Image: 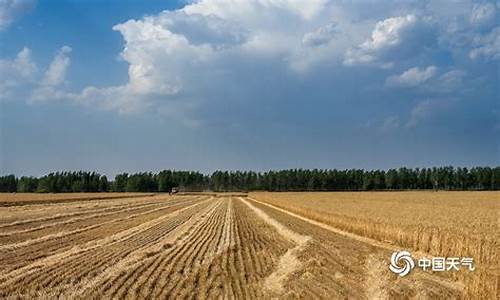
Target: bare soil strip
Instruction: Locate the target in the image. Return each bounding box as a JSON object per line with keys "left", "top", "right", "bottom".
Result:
{"left": 248, "top": 197, "right": 398, "bottom": 251}
{"left": 239, "top": 197, "right": 311, "bottom": 295}
{"left": 248, "top": 197, "right": 465, "bottom": 295}
{"left": 364, "top": 254, "right": 390, "bottom": 299}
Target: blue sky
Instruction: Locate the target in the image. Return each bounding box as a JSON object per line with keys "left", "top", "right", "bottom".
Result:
{"left": 0, "top": 0, "right": 498, "bottom": 177}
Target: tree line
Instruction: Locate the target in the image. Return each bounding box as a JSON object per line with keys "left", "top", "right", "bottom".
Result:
{"left": 0, "top": 167, "right": 499, "bottom": 193}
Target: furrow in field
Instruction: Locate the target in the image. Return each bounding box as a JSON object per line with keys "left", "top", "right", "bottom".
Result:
{"left": 0, "top": 197, "right": 205, "bottom": 275}
{"left": 157, "top": 200, "right": 228, "bottom": 299}
{"left": 194, "top": 200, "right": 235, "bottom": 299}
{"left": 25, "top": 199, "right": 214, "bottom": 294}
{"left": 114, "top": 200, "right": 223, "bottom": 299}
{"left": 239, "top": 197, "right": 311, "bottom": 296}
{"left": 142, "top": 197, "right": 292, "bottom": 299}
{"left": 204, "top": 198, "right": 248, "bottom": 299}
{"left": 227, "top": 199, "right": 250, "bottom": 298}
{"left": 0, "top": 196, "right": 300, "bottom": 299}
{"left": 0, "top": 195, "right": 198, "bottom": 229}
{"left": 138, "top": 200, "right": 225, "bottom": 298}
{"left": 88, "top": 198, "right": 225, "bottom": 299}
{"left": 0, "top": 196, "right": 192, "bottom": 231}
{"left": 201, "top": 198, "right": 295, "bottom": 299}
{"left": 0, "top": 198, "right": 191, "bottom": 240}
{"left": 76, "top": 199, "right": 223, "bottom": 299}
{"left": 0, "top": 199, "right": 151, "bottom": 229}
{"left": 0, "top": 197, "right": 212, "bottom": 297}
{"left": 0, "top": 193, "right": 157, "bottom": 207}
{"left": 245, "top": 197, "right": 376, "bottom": 298}
{"left": 247, "top": 197, "right": 465, "bottom": 299}
{"left": 0, "top": 197, "right": 201, "bottom": 250}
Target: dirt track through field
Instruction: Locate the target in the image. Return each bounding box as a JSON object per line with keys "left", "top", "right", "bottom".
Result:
{"left": 246, "top": 197, "right": 465, "bottom": 294}
{"left": 240, "top": 197, "right": 311, "bottom": 295}
{"left": 0, "top": 194, "right": 470, "bottom": 299}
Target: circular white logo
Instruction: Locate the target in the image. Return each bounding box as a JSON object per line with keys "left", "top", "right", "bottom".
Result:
{"left": 389, "top": 251, "right": 415, "bottom": 277}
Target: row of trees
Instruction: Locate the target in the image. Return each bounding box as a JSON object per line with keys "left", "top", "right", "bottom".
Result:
{"left": 211, "top": 167, "right": 500, "bottom": 191}
{"left": 0, "top": 172, "right": 109, "bottom": 193}
{"left": 1, "top": 167, "right": 499, "bottom": 193}
{"left": 112, "top": 171, "right": 209, "bottom": 192}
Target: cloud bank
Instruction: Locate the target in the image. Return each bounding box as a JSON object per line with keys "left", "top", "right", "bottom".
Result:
{"left": 2, "top": 0, "right": 499, "bottom": 130}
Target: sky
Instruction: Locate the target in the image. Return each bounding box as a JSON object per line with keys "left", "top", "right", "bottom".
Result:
{"left": 0, "top": 0, "right": 499, "bottom": 177}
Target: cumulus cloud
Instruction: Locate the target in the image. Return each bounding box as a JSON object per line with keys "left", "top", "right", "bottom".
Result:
{"left": 42, "top": 46, "right": 72, "bottom": 87}
{"left": 30, "top": 46, "right": 72, "bottom": 103}
{"left": 344, "top": 14, "right": 428, "bottom": 66}
{"left": 153, "top": 10, "right": 249, "bottom": 48}
{"left": 386, "top": 66, "right": 467, "bottom": 95}
{"left": 0, "top": 47, "right": 36, "bottom": 99}
{"left": 36, "top": 0, "right": 341, "bottom": 114}
{"left": 302, "top": 23, "right": 337, "bottom": 47}
{"left": 183, "top": 0, "right": 328, "bottom": 22}
{"left": 112, "top": 19, "right": 208, "bottom": 96}
{"left": 1, "top": 0, "right": 496, "bottom": 132}
{"left": 386, "top": 65, "right": 438, "bottom": 88}
{"left": 0, "top": 0, "right": 36, "bottom": 30}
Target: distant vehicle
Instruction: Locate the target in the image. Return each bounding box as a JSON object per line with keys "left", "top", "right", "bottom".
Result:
{"left": 169, "top": 187, "right": 179, "bottom": 195}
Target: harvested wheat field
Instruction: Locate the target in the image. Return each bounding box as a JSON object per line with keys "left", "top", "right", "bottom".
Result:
{"left": 0, "top": 193, "right": 154, "bottom": 207}
{"left": 0, "top": 192, "right": 497, "bottom": 299}
{"left": 251, "top": 191, "right": 500, "bottom": 299}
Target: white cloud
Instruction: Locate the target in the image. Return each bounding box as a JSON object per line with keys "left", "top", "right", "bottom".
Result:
{"left": 387, "top": 66, "right": 467, "bottom": 95}
{"left": 469, "top": 27, "right": 500, "bottom": 60}
{"left": 183, "top": 0, "right": 328, "bottom": 22}
{"left": 302, "top": 23, "right": 337, "bottom": 47}
{"left": 112, "top": 19, "right": 210, "bottom": 96}
{"left": 0, "top": 47, "right": 36, "bottom": 99}
{"left": 41, "top": 0, "right": 339, "bottom": 113}
{"left": 386, "top": 65, "right": 438, "bottom": 88}
{"left": 1, "top": 0, "right": 495, "bottom": 126}
{"left": 29, "top": 46, "right": 72, "bottom": 103}
{"left": 42, "top": 46, "right": 72, "bottom": 87}
{"left": 11, "top": 47, "right": 36, "bottom": 77}
{"left": 344, "top": 14, "right": 421, "bottom": 66}
{"left": 0, "top": 0, "right": 36, "bottom": 30}
{"left": 0, "top": 47, "right": 36, "bottom": 78}
{"left": 153, "top": 10, "right": 249, "bottom": 48}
